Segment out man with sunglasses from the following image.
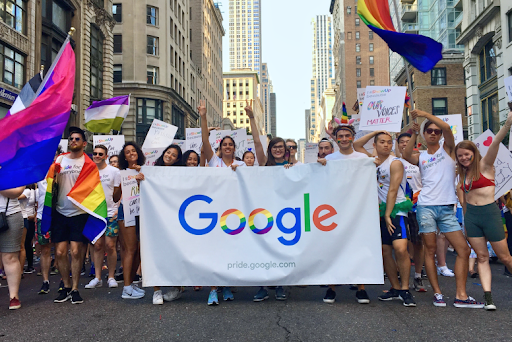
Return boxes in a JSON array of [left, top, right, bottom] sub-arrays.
[[402, 110, 483, 309], [85, 145, 121, 290]]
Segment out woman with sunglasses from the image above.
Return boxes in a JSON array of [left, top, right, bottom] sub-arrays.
[[286, 139, 302, 166], [455, 111, 512, 310]]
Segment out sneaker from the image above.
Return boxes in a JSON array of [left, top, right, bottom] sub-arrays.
[[114, 272, 124, 282], [9, 298, 21, 310], [70, 290, 83, 304], [58, 280, 64, 292], [38, 281, 50, 294], [133, 274, 142, 284], [37, 271, 42, 276], [323, 288, 336, 304], [453, 296, 484, 308], [421, 269, 428, 279], [356, 290, 370, 304], [54, 288, 72, 303], [399, 290, 417, 307], [223, 287, 234, 301], [208, 290, 219, 305], [153, 290, 163, 305], [122, 286, 144, 299], [163, 288, 182, 302], [437, 266, 454, 277], [275, 286, 287, 301], [470, 271, 479, 279], [131, 283, 145, 294], [24, 267, 35, 274], [413, 277, 427, 293], [88, 264, 95, 278], [484, 292, 496, 311], [50, 267, 58, 275], [80, 266, 86, 276], [85, 278, 102, 289], [378, 288, 400, 301], [107, 278, 118, 288], [253, 287, 269, 302], [505, 268, 512, 277], [433, 293, 447, 307]]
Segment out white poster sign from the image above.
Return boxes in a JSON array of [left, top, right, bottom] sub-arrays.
[[142, 148, 166, 166], [434, 114, 464, 146], [140, 159, 383, 286], [142, 119, 178, 149], [185, 128, 202, 155], [305, 143, 318, 163], [231, 129, 248, 160], [352, 114, 374, 154], [360, 86, 407, 132], [93, 135, 125, 163], [59, 139, 68, 153], [173, 139, 185, 152], [504, 75, 512, 101], [474, 130, 512, 200], [209, 130, 231, 151], [357, 88, 366, 111], [120, 169, 140, 227]]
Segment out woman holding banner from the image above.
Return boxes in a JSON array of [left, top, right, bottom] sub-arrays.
[[455, 111, 512, 310], [242, 151, 256, 166], [182, 150, 200, 167]]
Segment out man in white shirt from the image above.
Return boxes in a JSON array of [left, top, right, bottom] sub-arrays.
[[85, 145, 121, 289]]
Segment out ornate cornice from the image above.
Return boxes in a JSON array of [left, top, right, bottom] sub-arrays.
[[0, 20, 29, 54]]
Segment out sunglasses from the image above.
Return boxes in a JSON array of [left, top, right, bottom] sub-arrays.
[[93, 152, 105, 156], [287, 145, 297, 150], [69, 137, 82, 141], [272, 145, 285, 150], [425, 128, 442, 135]]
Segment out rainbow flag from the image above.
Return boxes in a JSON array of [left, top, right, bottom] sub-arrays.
[[357, 0, 442, 72], [341, 102, 349, 123], [0, 35, 75, 190], [41, 153, 107, 243]]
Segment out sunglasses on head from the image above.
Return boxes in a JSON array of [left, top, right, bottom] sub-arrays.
[[93, 152, 104, 156], [69, 137, 82, 141], [425, 128, 442, 135]]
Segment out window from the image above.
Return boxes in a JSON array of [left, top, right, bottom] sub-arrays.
[[51, 1, 68, 32], [369, 68, 374, 77], [481, 93, 499, 132], [0, 42, 25, 89], [113, 64, 122, 83], [90, 25, 103, 101], [355, 31, 360, 40], [479, 41, 497, 83], [0, 0, 26, 34], [356, 68, 361, 77], [112, 3, 122, 22], [369, 56, 374, 65], [356, 80, 361, 88], [369, 43, 374, 51], [227, 111, 230, 116], [356, 43, 360, 52], [137, 98, 163, 125], [347, 32, 352, 39], [356, 56, 361, 64], [370, 80, 375, 86], [431, 67, 446, 85], [508, 11, 512, 43], [40, 1, 72, 71], [347, 6, 351, 14], [432, 98, 447, 116], [147, 6, 158, 26], [172, 104, 186, 138], [369, 31, 373, 40], [147, 66, 158, 84], [355, 18, 360, 26], [113, 34, 122, 53], [147, 36, 158, 55]]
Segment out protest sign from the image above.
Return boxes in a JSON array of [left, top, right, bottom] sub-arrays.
[[186, 128, 202, 154], [505, 75, 512, 102], [140, 158, 383, 286], [209, 130, 231, 151], [357, 88, 366, 111], [359, 86, 407, 132], [431, 114, 463, 146], [352, 114, 373, 153], [59, 139, 68, 153], [474, 130, 512, 200], [93, 135, 125, 163], [173, 139, 185, 152], [304, 143, 318, 163], [142, 119, 178, 149], [231, 129, 248, 159], [120, 169, 140, 226], [142, 148, 166, 166]]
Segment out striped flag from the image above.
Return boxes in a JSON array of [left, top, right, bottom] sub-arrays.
[[84, 95, 130, 133], [5, 72, 43, 117]]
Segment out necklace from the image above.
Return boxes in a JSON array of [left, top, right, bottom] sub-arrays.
[[463, 171, 473, 193]]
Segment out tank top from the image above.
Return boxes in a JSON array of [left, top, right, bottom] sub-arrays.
[[401, 158, 422, 194], [418, 145, 458, 205], [377, 156, 408, 216], [460, 173, 495, 192]]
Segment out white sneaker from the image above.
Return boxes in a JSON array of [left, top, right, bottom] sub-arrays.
[[85, 278, 102, 289], [163, 288, 182, 302], [107, 278, 118, 288], [121, 286, 144, 299], [437, 266, 455, 277], [132, 283, 146, 294], [153, 290, 163, 305]]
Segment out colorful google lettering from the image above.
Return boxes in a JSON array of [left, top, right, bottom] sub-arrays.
[[179, 194, 338, 246]]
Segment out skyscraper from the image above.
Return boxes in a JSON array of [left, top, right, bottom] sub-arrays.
[[261, 63, 272, 134]]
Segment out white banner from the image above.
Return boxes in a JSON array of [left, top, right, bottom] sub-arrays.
[[474, 130, 512, 200], [93, 135, 125, 164], [304, 143, 318, 163], [360, 86, 407, 132], [120, 169, 140, 227], [142, 119, 178, 149], [140, 159, 383, 286]]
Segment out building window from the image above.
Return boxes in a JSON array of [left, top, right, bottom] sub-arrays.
[[508, 11, 512, 43], [147, 36, 158, 55], [369, 43, 374, 51], [355, 18, 360, 26], [356, 68, 361, 77], [356, 56, 361, 64], [432, 98, 447, 116], [431, 67, 446, 85], [355, 31, 360, 40], [90, 25, 103, 101], [227, 111, 230, 116], [112, 3, 122, 22], [113, 34, 122, 53], [172, 104, 185, 139], [479, 41, 497, 83], [113, 64, 122, 83], [137, 98, 163, 125], [481, 93, 499, 133], [357, 80, 361, 88], [0, 0, 26, 34], [356, 43, 360, 52], [0, 43, 25, 89], [147, 66, 158, 84], [369, 68, 374, 77], [147, 6, 158, 26], [347, 32, 352, 39], [370, 80, 375, 86], [347, 6, 351, 14], [369, 56, 374, 64], [369, 31, 373, 40]]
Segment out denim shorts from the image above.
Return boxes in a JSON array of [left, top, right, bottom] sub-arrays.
[[118, 203, 124, 221], [416, 205, 461, 234]]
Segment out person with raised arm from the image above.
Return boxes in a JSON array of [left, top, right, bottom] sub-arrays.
[[402, 109, 483, 309], [455, 111, 512, 310]]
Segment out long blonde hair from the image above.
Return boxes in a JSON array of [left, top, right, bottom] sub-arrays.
[[455, 140, 481, 187]]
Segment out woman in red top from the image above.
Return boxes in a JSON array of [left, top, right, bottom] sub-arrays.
[[455, 111, 512, 310]]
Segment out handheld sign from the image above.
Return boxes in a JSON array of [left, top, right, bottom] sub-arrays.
[[59, 139, 68, 153], [142, 119, 178, 149], [433, 114, 464, 146], [93, 135, 125, 163], [231, 129, 248, 160], [304, 143, 318, 163], [120, 169, 140, 226], [360, 86, 407, 132], [185, 128, 202, 154], [142, 147, 166, 166], [505, 75, 512, 102], [173, 139, 185, 152], [357, 88, 366, 111]]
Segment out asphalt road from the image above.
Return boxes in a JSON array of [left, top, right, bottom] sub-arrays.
[[1, 253, 511, 342]]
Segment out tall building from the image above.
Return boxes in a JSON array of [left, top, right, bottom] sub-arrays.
[[309, 15, 333, 142], [329, 0, 346, 118], [261, 63, 273, 134], [297, 138, 306, 163], [270, 92, 276, 138], [305, 109, 311, 142]]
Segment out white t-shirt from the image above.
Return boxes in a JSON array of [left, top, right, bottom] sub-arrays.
[[0, 193, 22, 216], [56, 155, 86, 217], [99, 165, 121, 217], [401, 158, 422, 194], [377, 156, 408, 217], [19, 188, 36, 218], [36, 179, 47, 220], [208, 154, 246, 168], [325, 150, 369, 161]]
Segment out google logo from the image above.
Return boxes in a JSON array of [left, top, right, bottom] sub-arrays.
[[179, 194, 337, 246], [144, 150, 159, 156]]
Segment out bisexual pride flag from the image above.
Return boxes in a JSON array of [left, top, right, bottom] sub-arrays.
[[357, 0, 442, 72], [0, 35, 75, 190], [84, 95, 130, 133]]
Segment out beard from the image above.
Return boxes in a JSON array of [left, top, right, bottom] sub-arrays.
[[69, 144, 83, 152]]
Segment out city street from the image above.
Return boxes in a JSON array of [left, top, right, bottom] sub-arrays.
[[1, 253, 511, 342]]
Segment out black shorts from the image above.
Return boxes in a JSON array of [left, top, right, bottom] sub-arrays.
[[407, 211, 421, 245], [51, 211, 90, 244], [380, 215, 409, 246]]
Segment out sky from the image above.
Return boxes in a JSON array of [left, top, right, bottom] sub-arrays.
[[216, 0, 333, 141]]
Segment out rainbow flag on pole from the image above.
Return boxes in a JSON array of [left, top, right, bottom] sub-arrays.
[[0, 34, 75, 190], [84, 95, 130, 133], [41, 153, 107, 243], [357, 0, 442, 72]]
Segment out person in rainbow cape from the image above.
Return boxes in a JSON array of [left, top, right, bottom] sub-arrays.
[[41, 126, 107, 305]]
